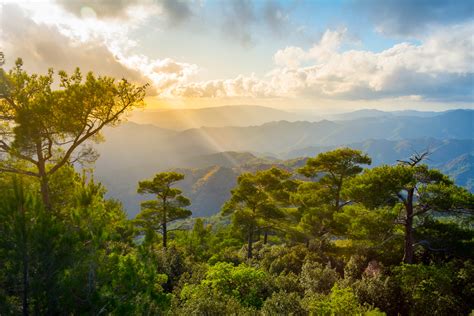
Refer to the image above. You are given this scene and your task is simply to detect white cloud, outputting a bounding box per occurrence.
[122,56,199,94]
[2,2,473,103]
[273,28,347,68]
[274,46,306,68]
[1,3,199,96]
[1,4,146,81]
[171,74,274,98]
[170,23,474,101]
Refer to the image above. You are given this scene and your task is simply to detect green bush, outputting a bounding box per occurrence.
[202,262,271,308]
[393,263,462,315]
[261,291,306,315]
[303,283,384,316]
[300,261,340,294]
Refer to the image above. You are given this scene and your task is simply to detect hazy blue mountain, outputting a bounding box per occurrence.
[96,150,305,217]
[92,109,474,217]
[285,139,474,165]
[168,109,473,153]
[95,141,473,218]
[171,144,474,217]
[128,105,315,130]
[128,106,452,130]
[441,154,474,191]
[180,151,278,168]
[329,109,442,120]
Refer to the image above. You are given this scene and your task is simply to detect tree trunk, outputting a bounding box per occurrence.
[247,226,253,259]
[37,158,51,210]
[263,230,268,244]
[403,189,414,264]
[39,175,51,210]
[335,177,343,210]
[21,204,29,316]
[22,253,29,316]
[35,141,52,210]
[162,220,167,248]
[162,197,168,249]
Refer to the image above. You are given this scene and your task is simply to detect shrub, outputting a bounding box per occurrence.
[202,262,271,308]
[300,261,340,294]
[261,291,306,316]
[393,263,461,315]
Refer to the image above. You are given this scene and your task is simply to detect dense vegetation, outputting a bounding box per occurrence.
[1,63,473,315]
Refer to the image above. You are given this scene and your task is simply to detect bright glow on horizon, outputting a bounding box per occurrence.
[1,0,473,112]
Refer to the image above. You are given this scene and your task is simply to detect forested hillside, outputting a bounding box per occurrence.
[3,0,474,313]
[129,105,312,130]
[95,136,474,216]
[1,61,473,316]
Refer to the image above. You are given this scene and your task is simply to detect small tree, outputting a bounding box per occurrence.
[0,58,147,209]
[346,153,474,263]
[135,172,191,248]
[294,148,371,245]
[298,148,371,210]
[222,167,296,259]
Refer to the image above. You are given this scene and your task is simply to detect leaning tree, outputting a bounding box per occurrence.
[0,58,147,209]
[346,153,474,263]
[135,172,192,248]
[222,167,296,259]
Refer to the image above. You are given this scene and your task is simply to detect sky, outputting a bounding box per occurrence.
[1,0,473,113]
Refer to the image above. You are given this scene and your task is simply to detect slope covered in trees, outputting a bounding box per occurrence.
[97,141,474,217]
[1,63,473,315]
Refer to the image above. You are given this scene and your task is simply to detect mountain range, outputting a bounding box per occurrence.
[128,105,312,130]
[92,108,474,217]
[128,105,458,130]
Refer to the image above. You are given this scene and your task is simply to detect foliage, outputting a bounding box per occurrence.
[393,263,470,315]
[0,59,146,208]
[294,148,371,247]
[261,291,305,315]
[1,65,473,315]
[300,261,340,294]
[298,148,371,210]
[135,172,192,248]
[347,162,474,263]
[222,167,297,258]
[201,262,271,308]
[303,283,383,316]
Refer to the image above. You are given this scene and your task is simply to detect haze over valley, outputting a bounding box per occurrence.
[1,1,474,314]
[94,107,474,216]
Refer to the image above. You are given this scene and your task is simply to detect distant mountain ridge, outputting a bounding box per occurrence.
[169,109,473,153]
[327,109,444,120]
[128,105,314,130]
[128,105,469,130]
[95,138,474,217]
[91,109,474,216]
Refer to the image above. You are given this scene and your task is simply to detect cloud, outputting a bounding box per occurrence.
[161,0,193,26]
[56,0,193,25]
[1,4,147,82]
[1,4,198,96]
[270,24,474,101]
[221,0,257,46]
[170,74,274,98]
[274,46,306,68]
[56,0,142,19]
[262,1,289,35]
[358,0,474,36]
[274,28,347,68]
[170,24,474,102]
[219,0,292,46]
[121,56,198,94]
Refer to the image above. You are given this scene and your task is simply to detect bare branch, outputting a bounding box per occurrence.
[0,167,39,177]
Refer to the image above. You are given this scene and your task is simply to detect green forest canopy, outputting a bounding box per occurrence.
[0,63,473,315]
